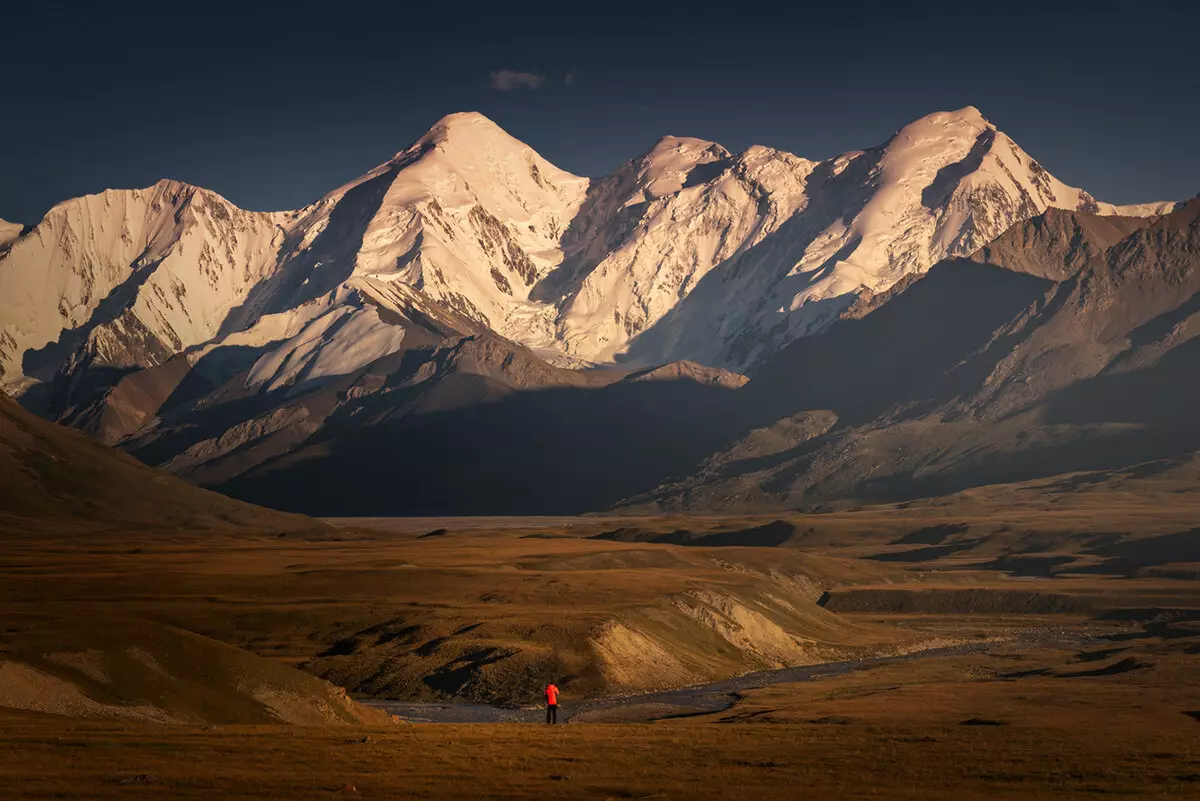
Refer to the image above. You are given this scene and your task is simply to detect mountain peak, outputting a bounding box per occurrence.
[892,106,995,143]
[950,104,988,123]
[408,111,532,157]
[383,111,578,181]
[421,111,504,140]
[923,105,991,127]
[649,134,725,150]
[150,177,203,193]
[620,136,733,199]
[643,135,730,164]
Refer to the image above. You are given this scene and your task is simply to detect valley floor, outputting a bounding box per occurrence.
[2,598,1197,800]
[2,489,1199,798]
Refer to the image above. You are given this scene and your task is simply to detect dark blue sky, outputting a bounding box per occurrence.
[3,1,1197,224]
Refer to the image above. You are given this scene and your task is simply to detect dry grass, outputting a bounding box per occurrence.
[1,481,1198,797]
[679,631,1200,730]
[0,619,388,725]
[0,520,914,705]
[1,713,1198,800]
[3,490,1199,705]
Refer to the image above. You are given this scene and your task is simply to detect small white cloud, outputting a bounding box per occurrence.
[490,70,546,92]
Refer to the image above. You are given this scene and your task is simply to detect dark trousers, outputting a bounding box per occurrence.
[546,704,558,724]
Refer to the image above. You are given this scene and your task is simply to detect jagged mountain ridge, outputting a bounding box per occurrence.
[562,106,1178,367]
[0,107,1177,409]
[0,107,1186,516]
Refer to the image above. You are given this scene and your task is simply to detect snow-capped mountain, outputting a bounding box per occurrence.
[282,112,590,349]
[0,181,287,399]
[598,106,1177,367]
[0,107,1176,409]
[0,105,1189,516]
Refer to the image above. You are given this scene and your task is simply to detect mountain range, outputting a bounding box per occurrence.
[0,107,1193,515]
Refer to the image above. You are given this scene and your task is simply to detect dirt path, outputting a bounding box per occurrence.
[364,635,1095,724]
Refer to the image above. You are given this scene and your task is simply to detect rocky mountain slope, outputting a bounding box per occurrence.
[642,199,1200,510]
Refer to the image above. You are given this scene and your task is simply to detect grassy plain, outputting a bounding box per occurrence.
[2,462,1199,797]
[1,706,1197,800]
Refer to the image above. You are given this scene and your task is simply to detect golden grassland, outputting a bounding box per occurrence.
[1,699,1197,799]
[2,469,1199,798]
[677,631,1200,731]
[5,495,1198,704]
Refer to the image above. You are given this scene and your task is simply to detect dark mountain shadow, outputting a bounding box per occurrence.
[591,520,798,547]
[900,333,1200,494]
[52,364,141,418]
[59,341,283,446]
[623,233,1200,507]
[127,331,468,477]
[892,523,969,546]
[1074,529,1200,576]
[744,259,1053,426]
[696,425,838,485]
[215,376,748,516]
[848,426,1200,506]
[655,202,1200,506]
[682,519,799,547]
[964,555,1077,577]
[1057,658,1150,678]
[1124,282,1200,348]
[598,258,1061,508]
[127,362,362,472]
[866,541,981,562]
[1044,334,1200,430]
[825,297,1200,501]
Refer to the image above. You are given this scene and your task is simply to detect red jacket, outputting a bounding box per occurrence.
[545,684,559,705]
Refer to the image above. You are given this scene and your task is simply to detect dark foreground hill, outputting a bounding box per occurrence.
[0,395,396,726]
[0,618,389,725]
[0,390,318,530]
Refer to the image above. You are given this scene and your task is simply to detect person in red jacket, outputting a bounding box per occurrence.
[545,682,560,724]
